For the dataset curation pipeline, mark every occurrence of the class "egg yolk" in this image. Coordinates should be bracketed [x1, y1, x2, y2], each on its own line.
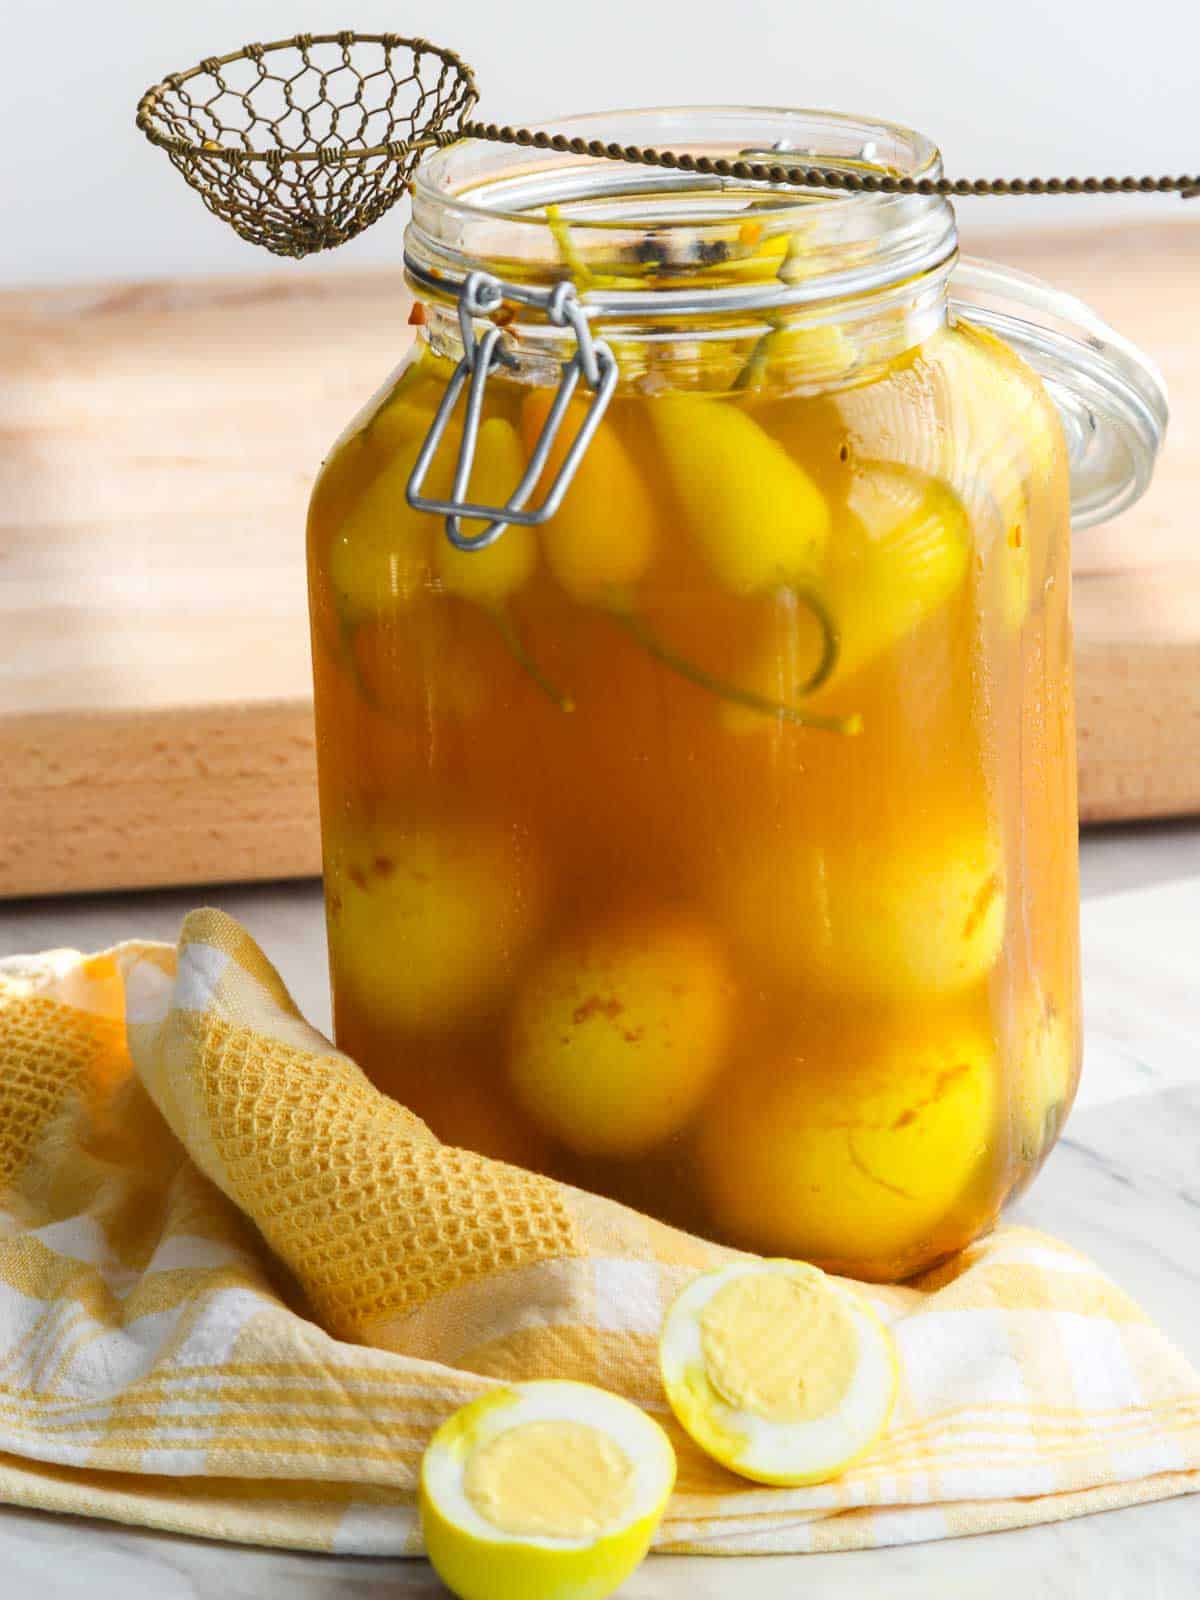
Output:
[508, 910, 734, 1158]
[698, 1019, 997, 1272]
[463, 1420, 634, 1540]
[328, 821, 545, 1034]
[699, 1270, 857, 1423]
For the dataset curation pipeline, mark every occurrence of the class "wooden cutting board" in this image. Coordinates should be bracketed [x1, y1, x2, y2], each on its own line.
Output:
[2, 221, 1198, 898]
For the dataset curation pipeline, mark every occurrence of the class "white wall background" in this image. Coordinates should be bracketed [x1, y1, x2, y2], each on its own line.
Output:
[2, 0, 1197, 286]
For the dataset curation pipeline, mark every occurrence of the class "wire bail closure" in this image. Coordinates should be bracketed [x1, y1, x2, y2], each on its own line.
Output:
[406, 269, 619, 551]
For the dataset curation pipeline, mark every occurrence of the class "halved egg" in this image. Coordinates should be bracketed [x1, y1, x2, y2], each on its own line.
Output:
[420, 1380, 676, 1600]
[658, 1259, 898, 1486]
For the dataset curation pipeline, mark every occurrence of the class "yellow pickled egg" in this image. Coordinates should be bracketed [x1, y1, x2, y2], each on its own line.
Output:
[508, 910, 734, 1158]
[1016, 997, 1077, 1158]
[718, 813, 1006, 1001]
[328, 820, 546, 1033]
[659, 1259, 898, 1485]
[327, 402, 444, 623]
[520, 393, 657, 601]
[420, 1380, 675, 1600]
[648, 395, 831, 595]
[697, 1020, 997, 1272]
[435, 416, 538, 606]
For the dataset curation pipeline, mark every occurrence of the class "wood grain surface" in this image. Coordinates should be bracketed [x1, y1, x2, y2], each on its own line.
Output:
[2, 221, 1197, 897]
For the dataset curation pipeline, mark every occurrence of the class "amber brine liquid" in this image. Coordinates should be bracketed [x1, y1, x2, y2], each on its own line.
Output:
[307, 317, 1080, 1282]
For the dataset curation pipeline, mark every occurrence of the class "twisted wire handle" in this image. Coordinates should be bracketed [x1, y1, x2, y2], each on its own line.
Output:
[460, 120, 1200, 201]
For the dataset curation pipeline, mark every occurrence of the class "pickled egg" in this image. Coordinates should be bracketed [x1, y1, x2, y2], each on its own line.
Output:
[328, 820, 546, 1033]
[718, 811, 1006, 1001]
[697, 1019, 997, 1273]
[659, 1260, 897, 1485]
[326, 402, 442, 623]
[508, 910, 734, 1158]
[420, 1380, 675, 1600]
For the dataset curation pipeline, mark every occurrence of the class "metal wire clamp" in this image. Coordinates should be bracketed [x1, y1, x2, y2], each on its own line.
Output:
[406, 269, 618, 551]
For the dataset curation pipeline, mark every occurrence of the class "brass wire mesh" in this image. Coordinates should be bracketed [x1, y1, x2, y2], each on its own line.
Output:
[137, 32, 1195, 260]
[136, 33, 477, 257]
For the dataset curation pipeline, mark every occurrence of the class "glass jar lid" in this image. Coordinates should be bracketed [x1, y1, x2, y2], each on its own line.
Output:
[950, 258, 1168, 529]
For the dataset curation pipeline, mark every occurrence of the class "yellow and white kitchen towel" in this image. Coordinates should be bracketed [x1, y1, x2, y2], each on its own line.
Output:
[0, 909, 1197, 1555]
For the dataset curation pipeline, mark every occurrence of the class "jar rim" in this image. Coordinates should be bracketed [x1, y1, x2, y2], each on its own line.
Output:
[409, 107, 1167, 528]
[413, 104, 944, 230]
[407, 106, 957, 319]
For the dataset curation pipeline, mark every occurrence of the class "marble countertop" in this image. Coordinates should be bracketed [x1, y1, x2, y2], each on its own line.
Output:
[2, 820, 1198, 1597]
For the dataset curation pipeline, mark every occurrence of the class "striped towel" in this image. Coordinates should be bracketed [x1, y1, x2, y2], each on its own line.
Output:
[0, 909, 1196, 1556]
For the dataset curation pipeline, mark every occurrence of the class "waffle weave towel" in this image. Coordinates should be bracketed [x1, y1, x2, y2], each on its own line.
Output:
[0, 909, 1196, 1556]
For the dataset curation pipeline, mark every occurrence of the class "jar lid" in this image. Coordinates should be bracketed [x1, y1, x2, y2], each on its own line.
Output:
[949, 257, 1168, 529]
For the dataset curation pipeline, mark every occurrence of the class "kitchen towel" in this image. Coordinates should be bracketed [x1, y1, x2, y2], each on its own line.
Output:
[0, 909, 1196, 1556]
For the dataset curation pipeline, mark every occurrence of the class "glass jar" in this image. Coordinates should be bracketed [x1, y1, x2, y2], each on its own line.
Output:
[307, 109, 1166, 1281]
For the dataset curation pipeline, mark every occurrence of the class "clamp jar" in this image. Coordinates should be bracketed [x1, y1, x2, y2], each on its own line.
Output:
[307, 108, 1166, 1280]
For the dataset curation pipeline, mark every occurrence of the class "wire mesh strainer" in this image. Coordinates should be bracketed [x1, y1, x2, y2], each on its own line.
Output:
[137, 31, 1195, 260]
[136, 32, 477, 258]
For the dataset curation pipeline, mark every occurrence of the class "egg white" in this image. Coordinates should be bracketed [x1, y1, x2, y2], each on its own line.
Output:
[423, 1379, 676, 1551]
